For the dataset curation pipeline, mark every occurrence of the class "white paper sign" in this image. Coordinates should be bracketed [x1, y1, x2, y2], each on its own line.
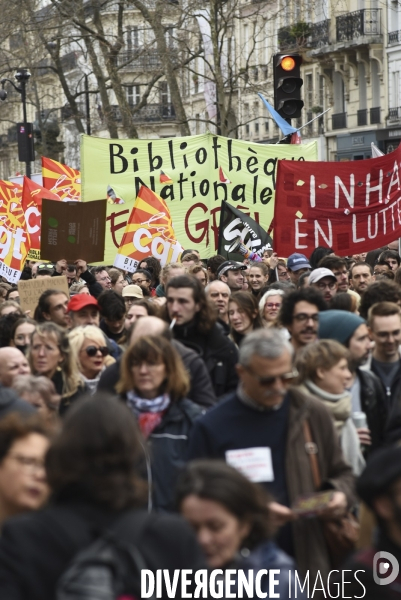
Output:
[225, 447, 274, 483]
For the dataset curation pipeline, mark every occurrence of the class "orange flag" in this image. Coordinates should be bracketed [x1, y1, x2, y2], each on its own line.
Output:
[0, 180, 31, 282]
[22, 176, 61, 260]
[42, 157, 81, 201]
[113, 185, 183, 272]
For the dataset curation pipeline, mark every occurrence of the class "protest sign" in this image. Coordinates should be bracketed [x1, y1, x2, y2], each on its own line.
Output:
[274, 146, 401, 257]
[218, 201, 273, 261]
[22, 176, 61, 261]
[40, 199, 107, 263]
[81, 133, 317, 262]
[42, 157, 81, 201]
[114, 186, 182, 272]
[18, 275, 69, 317]
[0, 180, 30, 283]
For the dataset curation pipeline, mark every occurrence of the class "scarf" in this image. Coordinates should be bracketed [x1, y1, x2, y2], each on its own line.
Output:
[126, 391, 170, 439]
[303, 380, 351, 433]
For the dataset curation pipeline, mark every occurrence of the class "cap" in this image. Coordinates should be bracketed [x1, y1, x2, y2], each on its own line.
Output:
[309, 268, 337, 285]
[122, 284, 144, 299]
[318, 310, 365, 345]
[357, 445, 401, 508]
[217, 260, 247, 278]
[287, 253, 311, 272]
[67, 294, 99, 313]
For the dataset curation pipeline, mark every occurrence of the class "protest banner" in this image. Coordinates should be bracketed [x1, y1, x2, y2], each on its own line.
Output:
[114, 186, 183, 272]
[0, 180, 31, 283]
[18, 275, 69, 317]
[22, 176, 62, 261]
[42, 157, 81, 201]
[41, 199, 107, 263]
[218, 201, 273, 261]
[274, 145, 401, 257]
[81, 133, 317, 262]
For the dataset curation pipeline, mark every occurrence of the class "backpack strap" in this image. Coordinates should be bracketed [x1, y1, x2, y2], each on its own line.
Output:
[303, 419, 321, 491]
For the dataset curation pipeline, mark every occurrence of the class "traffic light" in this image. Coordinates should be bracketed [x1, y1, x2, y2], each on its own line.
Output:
[273, 54, 304, 120]
[17, 123, 35, 163]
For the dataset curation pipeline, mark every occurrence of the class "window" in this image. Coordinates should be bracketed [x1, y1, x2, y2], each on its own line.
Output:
[195, 114, 200, 134]
[160, 81, 171, 105]
[126, 27, 139, 52]
[127, 85, 140, 106]
[265, 121, 269, 134]
[305, 73, 313, 109]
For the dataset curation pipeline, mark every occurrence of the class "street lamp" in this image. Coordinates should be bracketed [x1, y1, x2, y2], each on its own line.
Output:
[0, 68, 34, 179]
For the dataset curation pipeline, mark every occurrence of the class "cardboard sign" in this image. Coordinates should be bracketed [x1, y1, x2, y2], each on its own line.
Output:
[40, 199, 107, 263]
[274, 145, 401, 257]
[18, 275, 69, 317]
[81, 133, 318, 262]
[225, 447, 274, 483]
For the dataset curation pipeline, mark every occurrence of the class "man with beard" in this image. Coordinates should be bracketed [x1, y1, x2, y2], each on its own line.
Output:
[131, 269, 153, 297]
[319, 310, 387, 452]
[188, 328, 355, 585]
[367, 302, 401, 415]
[278, 287, 328, 353]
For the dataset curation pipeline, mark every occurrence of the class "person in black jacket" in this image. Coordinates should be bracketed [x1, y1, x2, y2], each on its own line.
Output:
[117, 335, 204, 511]
[98, 315, 217, 407]
[318, 309, 387, 452]
[164, 275, 239, 398]
[0, 394, 205, 600]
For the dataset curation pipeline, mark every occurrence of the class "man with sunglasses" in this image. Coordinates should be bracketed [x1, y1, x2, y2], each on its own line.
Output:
[278, 287, 328, 353]
[188, 328, 354, 583]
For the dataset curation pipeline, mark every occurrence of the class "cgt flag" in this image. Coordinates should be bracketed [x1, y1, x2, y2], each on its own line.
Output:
[0, 180, 31, 283]
[113, 185, 183, 273]
[218, 201, 273, 262]
[22, 176, 61, 261]
[42, 157, 81, 201]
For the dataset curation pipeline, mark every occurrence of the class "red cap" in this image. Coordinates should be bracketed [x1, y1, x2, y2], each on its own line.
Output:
[67, 294, 99, 313]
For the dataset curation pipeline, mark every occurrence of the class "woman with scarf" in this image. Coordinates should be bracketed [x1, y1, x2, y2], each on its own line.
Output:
[116, 335, 203, 511]
[295, 339, 365, 475]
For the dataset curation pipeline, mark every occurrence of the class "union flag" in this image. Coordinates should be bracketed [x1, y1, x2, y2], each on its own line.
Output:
[22, 176, 61, 260]
[42, 157, 81, 201]
[0, 180, 30, 278]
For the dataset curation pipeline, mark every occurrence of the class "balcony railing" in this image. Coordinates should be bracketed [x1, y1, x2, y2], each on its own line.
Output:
[370, 107, 380, 124]
[111, 103, 176, 123]
[389, 30, 401, 45]
[389, 107, 401, 121]
[116, 49, 178, 71]
[332, 112, 347, 129]
[336, 9, 381, 42]
[310, 19, 330, 47]
[357, 108, 367, 126]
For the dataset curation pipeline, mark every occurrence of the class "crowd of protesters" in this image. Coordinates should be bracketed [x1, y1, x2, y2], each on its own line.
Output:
[1, 243, 401, 598]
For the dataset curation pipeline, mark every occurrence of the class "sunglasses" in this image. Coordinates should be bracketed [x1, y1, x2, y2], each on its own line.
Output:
[245, 366, 298, 386]
[84, 345, 109, 357]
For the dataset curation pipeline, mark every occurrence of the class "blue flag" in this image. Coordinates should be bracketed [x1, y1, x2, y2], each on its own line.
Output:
[258, 93, 298, 137]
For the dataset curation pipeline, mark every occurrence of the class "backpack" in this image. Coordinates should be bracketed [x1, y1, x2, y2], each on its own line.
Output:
[56, 511, 155, 600]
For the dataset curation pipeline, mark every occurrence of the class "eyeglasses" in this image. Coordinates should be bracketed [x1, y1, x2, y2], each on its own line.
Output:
[266, 303, 281, 309]
[245, 366, 298, 386]
[84, 345, 109, 357]
[315, 281, 337, 290]
[131, 279, 147, 285]
[293, 313, 319, 323]
[8, 454, 45, 473]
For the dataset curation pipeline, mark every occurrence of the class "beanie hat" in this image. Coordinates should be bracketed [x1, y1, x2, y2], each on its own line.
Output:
[318, 309, 365, 346]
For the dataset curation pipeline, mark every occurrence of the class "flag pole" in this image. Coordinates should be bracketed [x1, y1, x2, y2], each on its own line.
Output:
[275, 107, 332, 144]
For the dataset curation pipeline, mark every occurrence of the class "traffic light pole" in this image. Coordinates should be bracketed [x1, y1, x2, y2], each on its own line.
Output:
[20, 75, 30, 179]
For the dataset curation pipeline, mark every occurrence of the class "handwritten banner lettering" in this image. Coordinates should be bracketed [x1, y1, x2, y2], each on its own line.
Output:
[81, 133, 317, 262]
[274, 146, 401, 257]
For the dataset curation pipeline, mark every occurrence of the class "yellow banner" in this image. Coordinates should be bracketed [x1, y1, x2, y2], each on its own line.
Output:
[81, 133, 318, 262]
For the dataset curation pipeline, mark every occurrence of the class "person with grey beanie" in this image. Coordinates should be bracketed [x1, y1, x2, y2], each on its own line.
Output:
[319, 309, 387, 452]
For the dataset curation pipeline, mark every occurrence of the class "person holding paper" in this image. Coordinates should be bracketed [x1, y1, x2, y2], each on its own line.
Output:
[188, 328, 355, 584]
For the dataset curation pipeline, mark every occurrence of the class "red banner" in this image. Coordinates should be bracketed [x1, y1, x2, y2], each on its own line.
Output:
[274, 146, 401, 257]
[42, 157, 81, 201]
